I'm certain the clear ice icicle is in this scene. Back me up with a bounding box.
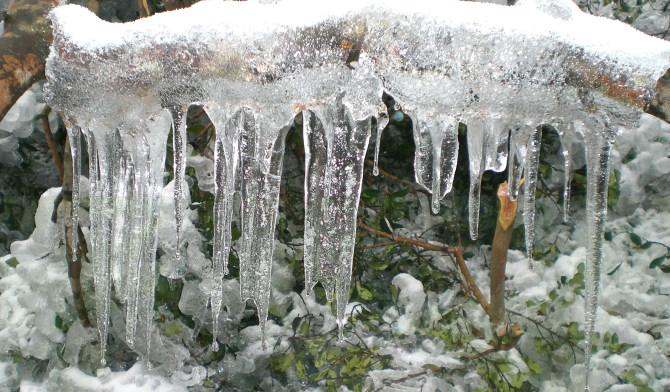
[466,116,507,240]
[523,126,542,264]
[372,111,388,177]
[86,127,114,365]
[168,106,188,278]
[303,110,327,296]
[205,105,238,350]
[237,108,289,340]
[411,113,459,214]
[303,98,372,337]
[558,124,574,223]
[65,123,81,264]
[583,130,613,392]
[507,125,533,201]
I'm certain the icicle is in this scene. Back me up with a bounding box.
[465,115,507,240]
[204,105,238,350]
[372,111,388,177]
[124,113,170,360]
[582,129,613,392]
[558,123,574,223]
[303,96,372,337]
[168,106,188,278]
[507,125,534,201]
[522,126,542,264]
[237,108,289,339]
[111,153,131,304]
[65,123,82,264]
[86,126,114,365]
[303,110,327,296]
[411,112,459,214]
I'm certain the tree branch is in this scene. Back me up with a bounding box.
[357,220,492,318]
[489,182,517,327]
[40,107,63,182]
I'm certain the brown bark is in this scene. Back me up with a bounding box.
[489,182,517,327]
[0,0,58,121]
[40,107,63,182]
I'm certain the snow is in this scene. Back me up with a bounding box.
[30,0,670,390]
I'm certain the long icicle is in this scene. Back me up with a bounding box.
[237,109,289,347]
[65,123,81,264]
[583,130,613,392]
[206,105,237,351]
[303,110,327,296]
[168,106,188,278]
[523,126,542,265]
[305,98,372,339]
[87,127,114,365]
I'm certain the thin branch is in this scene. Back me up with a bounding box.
[41,107,64,182]
[489,182,517,326]
[357,220,492,318]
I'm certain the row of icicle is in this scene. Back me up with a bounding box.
[63,102,612,390]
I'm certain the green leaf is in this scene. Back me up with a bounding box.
[527,358,542,374]
[649,256,667,269]
[356,282,374,301]
[607,263,622,276]
[629,232,642,246]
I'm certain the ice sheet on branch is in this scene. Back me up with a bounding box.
[44,0,670,385]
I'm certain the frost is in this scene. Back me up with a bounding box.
[42,0,670,388]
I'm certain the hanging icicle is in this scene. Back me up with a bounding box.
[236,109,290,344]
[167,106,189,279]
[522,126,542,264]
[582,126,614,392]
[304,96,373,338]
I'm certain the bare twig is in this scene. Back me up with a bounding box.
[357,221,492,318]
[489,182,517,326]
[41,107,64,182]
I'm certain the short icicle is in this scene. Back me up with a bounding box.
[411,112,459,215]
[465,117,489,241]
[558,123,574,223]
[372,111,388,177]
[582,129,613,392]
[523,126,542,265]
[507,125,533,201]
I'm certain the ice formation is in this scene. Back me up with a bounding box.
[43,0,670,388]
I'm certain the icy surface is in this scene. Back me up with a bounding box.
[43,0,670,387]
